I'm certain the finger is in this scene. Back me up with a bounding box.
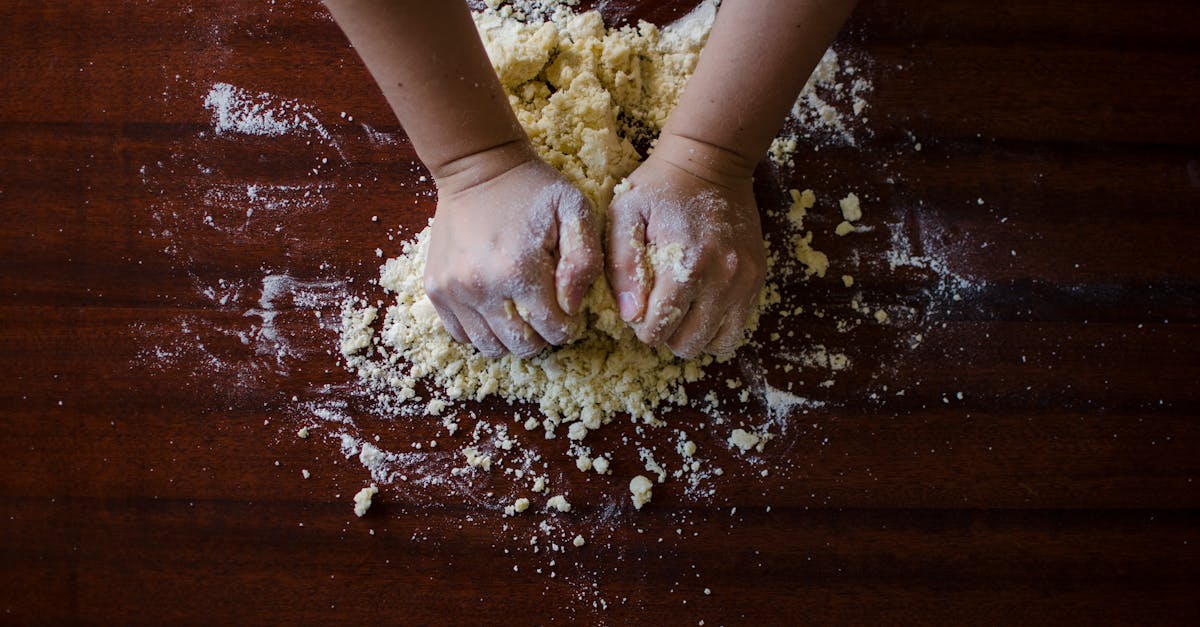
[634,277,694,347]
[483,300,548,359]
[514,279,578,346]
[706,292,757,356]
[431,298,469,345]
[606,187,651,323]
[706,311,748,357]
[667,294,727,359]
[455,306,506,358]
[555,192,603,316]
[424,277,471,345]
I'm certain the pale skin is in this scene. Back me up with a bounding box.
[324,0,856,359]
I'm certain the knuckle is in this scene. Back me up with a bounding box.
[423,273,445,299]
[722,250,741,277]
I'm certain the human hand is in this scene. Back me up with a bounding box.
[425,151,603,358]
[606,134,767,359]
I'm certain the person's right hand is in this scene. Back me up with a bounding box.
[606,133,767,359]
[424,151,603,359]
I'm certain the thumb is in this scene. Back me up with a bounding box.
[606,187,651,323]
[555,192,603,316]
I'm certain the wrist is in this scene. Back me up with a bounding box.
[649,130,757,188]
[431,138,539,198]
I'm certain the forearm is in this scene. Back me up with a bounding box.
[659,0,857,179]
[324,0,532,189]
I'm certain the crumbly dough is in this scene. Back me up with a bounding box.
[342,2,723,437]
[337,2,859,506]
[647,242,691,283]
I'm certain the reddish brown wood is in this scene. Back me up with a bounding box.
[2,0,1199,624]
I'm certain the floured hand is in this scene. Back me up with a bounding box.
[426,156,602,358]
[607,134,767,358]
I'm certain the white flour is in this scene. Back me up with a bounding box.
[204,82,307,137]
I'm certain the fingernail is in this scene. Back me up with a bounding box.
[618,291,638,321]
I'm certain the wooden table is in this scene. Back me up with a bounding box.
[3,1,1198,624]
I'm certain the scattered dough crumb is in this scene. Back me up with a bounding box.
[839,192,862,222]
[463,447,492,471]
[786,188,816,229]
[505,496,531,516]
[629,475,654,510]
[546,495,571,513]
[572,534,586,547]
[353,484,378,517]
[728,428,771,453]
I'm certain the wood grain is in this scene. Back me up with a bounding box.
[2,0,1198,624]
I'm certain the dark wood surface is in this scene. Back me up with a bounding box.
[3,1,1199,624]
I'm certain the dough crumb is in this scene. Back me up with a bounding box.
[841,274,854,287]
[791,231,829,278]
[728,428,771,453]
[462,447,492,471]
[353,484,378,517]
[786,188,816,229]
[505,496,531,516]
[546,495,571,513]
[839,192,862,222]
[572,534,586,547]
[629,475,654,510]
[768,136,797,167]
